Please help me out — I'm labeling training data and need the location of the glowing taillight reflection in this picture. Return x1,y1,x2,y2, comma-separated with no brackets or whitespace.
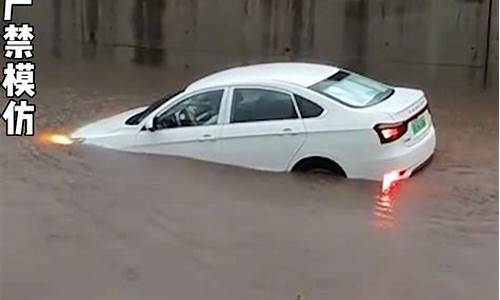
382,171,400,192
374,171,402,229
373,192,395,229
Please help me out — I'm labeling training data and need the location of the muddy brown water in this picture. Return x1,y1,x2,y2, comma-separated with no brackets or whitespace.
1,62,498,300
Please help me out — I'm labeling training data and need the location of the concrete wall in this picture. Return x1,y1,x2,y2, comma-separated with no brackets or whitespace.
12,0,499,89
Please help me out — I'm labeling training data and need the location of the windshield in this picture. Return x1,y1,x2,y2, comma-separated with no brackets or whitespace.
125,88,185,125
309,71,394,107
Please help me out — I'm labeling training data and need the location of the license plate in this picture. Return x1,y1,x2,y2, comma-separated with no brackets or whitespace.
411,115,427,135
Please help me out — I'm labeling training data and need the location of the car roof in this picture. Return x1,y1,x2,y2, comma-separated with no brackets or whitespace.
186,62,339,92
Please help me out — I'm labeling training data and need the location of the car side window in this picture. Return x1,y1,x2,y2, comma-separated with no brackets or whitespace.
154,90,224,130
230,89,298,123
295,95,324,118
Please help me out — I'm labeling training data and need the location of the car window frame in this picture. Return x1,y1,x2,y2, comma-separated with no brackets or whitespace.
225,86,301,125
292,94,327,119
144,87,229,131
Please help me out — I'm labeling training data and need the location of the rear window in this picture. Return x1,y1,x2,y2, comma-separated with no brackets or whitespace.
309,71,394,108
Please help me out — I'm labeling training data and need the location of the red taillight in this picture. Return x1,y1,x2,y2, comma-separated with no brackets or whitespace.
374,122,407,144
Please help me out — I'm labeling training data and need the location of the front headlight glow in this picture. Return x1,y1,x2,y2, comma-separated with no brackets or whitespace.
48,134,75,145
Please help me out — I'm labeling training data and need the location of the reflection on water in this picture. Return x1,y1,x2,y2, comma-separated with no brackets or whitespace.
373,184,399,230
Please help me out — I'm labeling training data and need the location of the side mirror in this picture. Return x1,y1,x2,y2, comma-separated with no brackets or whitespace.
145,117,156,132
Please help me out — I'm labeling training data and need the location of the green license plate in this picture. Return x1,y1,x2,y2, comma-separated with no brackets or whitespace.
411,115,427,135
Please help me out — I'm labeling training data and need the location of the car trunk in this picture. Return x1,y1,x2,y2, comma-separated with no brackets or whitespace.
369,88,426,120
367,87,432,147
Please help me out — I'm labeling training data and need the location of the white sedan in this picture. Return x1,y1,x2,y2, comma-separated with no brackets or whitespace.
71,63,436,181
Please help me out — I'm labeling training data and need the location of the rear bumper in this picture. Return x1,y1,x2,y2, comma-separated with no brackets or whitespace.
401,126,436,178
348,125,436,181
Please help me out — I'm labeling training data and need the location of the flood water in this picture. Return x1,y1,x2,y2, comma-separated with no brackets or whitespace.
0,61,497,299
1,0,499,298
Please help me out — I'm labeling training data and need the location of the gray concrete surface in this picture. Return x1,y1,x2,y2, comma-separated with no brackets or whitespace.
11,0,499,89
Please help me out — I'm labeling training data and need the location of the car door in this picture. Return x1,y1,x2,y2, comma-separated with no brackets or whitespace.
219,87,306,171
133,89,226,162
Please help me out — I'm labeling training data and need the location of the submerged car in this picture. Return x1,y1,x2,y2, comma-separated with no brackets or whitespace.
71,63,436,181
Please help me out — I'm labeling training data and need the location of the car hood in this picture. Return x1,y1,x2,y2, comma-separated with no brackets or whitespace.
72,106,147,138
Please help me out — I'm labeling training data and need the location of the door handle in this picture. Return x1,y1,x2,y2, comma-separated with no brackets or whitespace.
198,134,216,142
280,128,298,136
